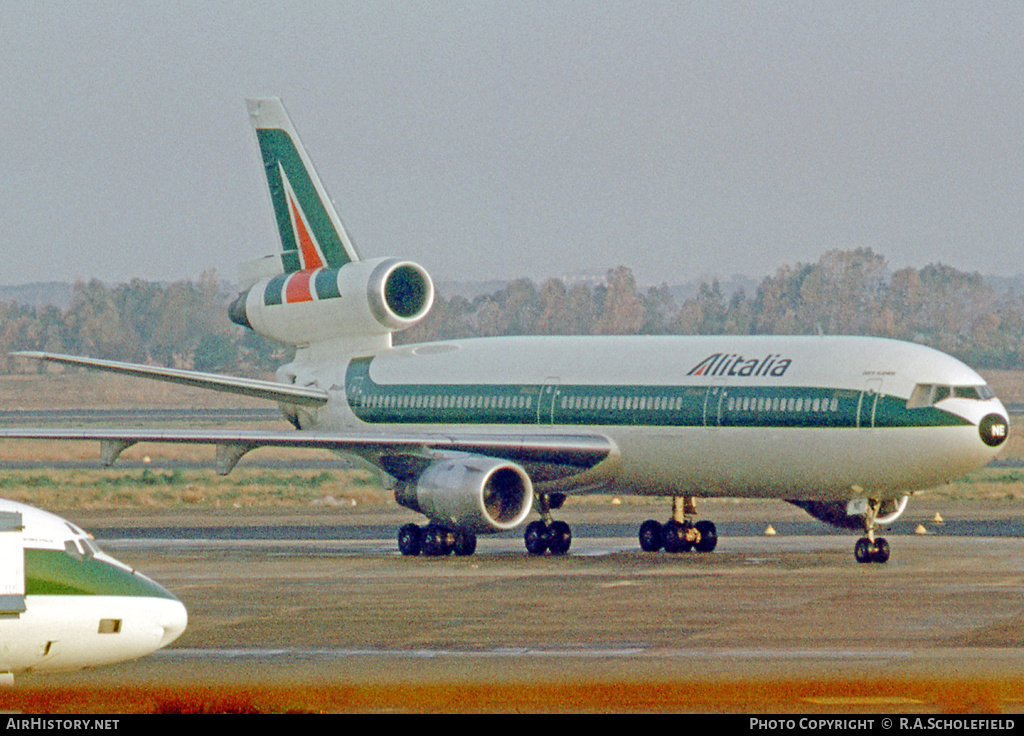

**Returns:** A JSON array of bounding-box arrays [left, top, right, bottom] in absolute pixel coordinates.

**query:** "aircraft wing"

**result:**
[[0, 427, 614, 481], [5, 352, 614, 485], [11, 352, 328, 407]]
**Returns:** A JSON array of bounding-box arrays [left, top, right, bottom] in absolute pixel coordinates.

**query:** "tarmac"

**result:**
[[7, 499, 1024, 713]]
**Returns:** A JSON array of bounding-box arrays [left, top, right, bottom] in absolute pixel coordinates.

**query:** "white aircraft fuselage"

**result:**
[[285, 333, 1006, 503], [0, 500, 187, 681], [3, 98, 1010, 564]]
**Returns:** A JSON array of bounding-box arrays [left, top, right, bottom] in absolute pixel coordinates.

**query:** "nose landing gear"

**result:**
[[854, 498, 893, 564], [854, 536, 890, 564]]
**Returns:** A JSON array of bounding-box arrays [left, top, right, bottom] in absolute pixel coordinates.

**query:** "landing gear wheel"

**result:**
[[421, 524, 452, 556], [548, 521, 572, 555], [694, 520, 718, 553], [662, 520, 692, 553], [854, 536, 891, 564], [398, 523, 422, 556], [639, 519, 663, 552], [853, 498, 895, 564], [855, 537, 872, 564], [873, 537, 890, 564], [525, 520, 550, 555], [452, 531, 477, 556]]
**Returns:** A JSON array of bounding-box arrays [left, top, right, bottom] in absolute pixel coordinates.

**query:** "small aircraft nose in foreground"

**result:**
[[0, 499, 187, 683]]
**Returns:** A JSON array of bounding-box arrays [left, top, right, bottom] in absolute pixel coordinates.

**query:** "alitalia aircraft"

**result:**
[[0, 499, 187, 682], [4, 98, 1010, 564]]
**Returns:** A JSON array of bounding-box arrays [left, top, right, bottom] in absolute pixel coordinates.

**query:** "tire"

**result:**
[[872, 537, 890, 564], [854, 537, 872, 564], [421, 524, 450, 556], [548, 521, 572, 555], [662, 520, 688, 553], [694, 520, 718, 553], [524, 520, 549, 555], [398, 524, 422, 556], [639, 519, 663, 552], [452, 531, 477, 556]]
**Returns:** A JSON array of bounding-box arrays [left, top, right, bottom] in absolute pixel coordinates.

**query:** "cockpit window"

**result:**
[[64, 540, 83, 560], [63, 538, 99, 560], [81, 539, 100, 557], [907, 383, 994, 408]]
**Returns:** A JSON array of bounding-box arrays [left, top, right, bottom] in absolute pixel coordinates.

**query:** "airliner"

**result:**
[[3, 98, 1010, 564], [0, 499, 187, 682]]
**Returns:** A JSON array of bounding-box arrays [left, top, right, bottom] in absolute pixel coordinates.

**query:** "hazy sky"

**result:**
[[2, 1, 1021, 288]]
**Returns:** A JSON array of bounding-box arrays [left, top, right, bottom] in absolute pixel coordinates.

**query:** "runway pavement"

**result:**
[[9, 500, 1024, 713]]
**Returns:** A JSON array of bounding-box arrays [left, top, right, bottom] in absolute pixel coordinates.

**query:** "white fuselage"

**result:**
[[282, 334, 1008, 503], [0, 500, 187, 677], [0, 596, 187, 674]]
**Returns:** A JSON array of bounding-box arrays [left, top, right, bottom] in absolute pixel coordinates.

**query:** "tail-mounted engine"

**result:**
[[395, 454, 534, 534], [229, 257, 433, 346]]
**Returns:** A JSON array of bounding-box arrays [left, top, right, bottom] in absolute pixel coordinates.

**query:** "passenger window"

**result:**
[[933, 385, 951, 403]]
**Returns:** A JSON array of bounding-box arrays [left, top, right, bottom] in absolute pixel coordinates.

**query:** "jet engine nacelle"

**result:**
[[788, 496, 910, 530], [396, 455, 534, 534], [229, 257, 433, 346]]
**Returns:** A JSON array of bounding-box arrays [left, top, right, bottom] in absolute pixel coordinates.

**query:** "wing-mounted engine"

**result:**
[[788, 495, 910, 530], [394, 454, 534, 534], [229, 257, 433, 347]]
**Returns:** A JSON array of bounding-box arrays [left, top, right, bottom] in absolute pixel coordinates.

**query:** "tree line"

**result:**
[[0, 270, 291, 376], [2, 249, 1022, 375]]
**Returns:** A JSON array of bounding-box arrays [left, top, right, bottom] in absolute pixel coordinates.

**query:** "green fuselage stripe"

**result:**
[[344, 358, 968, 430]]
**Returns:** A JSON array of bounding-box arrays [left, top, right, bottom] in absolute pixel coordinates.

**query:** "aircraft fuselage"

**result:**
[[281, 333, 1008, 503]]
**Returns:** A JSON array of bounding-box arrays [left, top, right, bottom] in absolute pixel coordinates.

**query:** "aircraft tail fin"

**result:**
[[247, 97, 360, 273]]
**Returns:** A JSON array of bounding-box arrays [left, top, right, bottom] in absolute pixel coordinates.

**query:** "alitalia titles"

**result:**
[[687, 353, 792, 378]]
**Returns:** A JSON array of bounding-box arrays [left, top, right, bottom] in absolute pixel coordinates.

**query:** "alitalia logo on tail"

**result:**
[[280, 166, 327, 270], [687, 353, 792, 378], [253, 123, 358, 273]]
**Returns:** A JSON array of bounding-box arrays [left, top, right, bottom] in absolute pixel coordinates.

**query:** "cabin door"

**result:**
[[703, 380, 727, 428], [857, 379, 883, 429], [537, 378, 561, 425]]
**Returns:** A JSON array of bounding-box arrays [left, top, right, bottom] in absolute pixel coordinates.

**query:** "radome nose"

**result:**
[[157, 599, 188, 648], [979, 413, 1009, 448]]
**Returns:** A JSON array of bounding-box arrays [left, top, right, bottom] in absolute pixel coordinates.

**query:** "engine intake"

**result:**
[[396, 455, 534, 534]]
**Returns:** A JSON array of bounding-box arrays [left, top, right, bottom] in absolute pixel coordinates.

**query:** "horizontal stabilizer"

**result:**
[[11, 352, 329, 407]]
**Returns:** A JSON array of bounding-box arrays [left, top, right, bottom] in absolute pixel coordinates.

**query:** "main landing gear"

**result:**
[[638, 497, 717, 554], [397, 523, 477, 557], [524, 494, 572, 555]]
